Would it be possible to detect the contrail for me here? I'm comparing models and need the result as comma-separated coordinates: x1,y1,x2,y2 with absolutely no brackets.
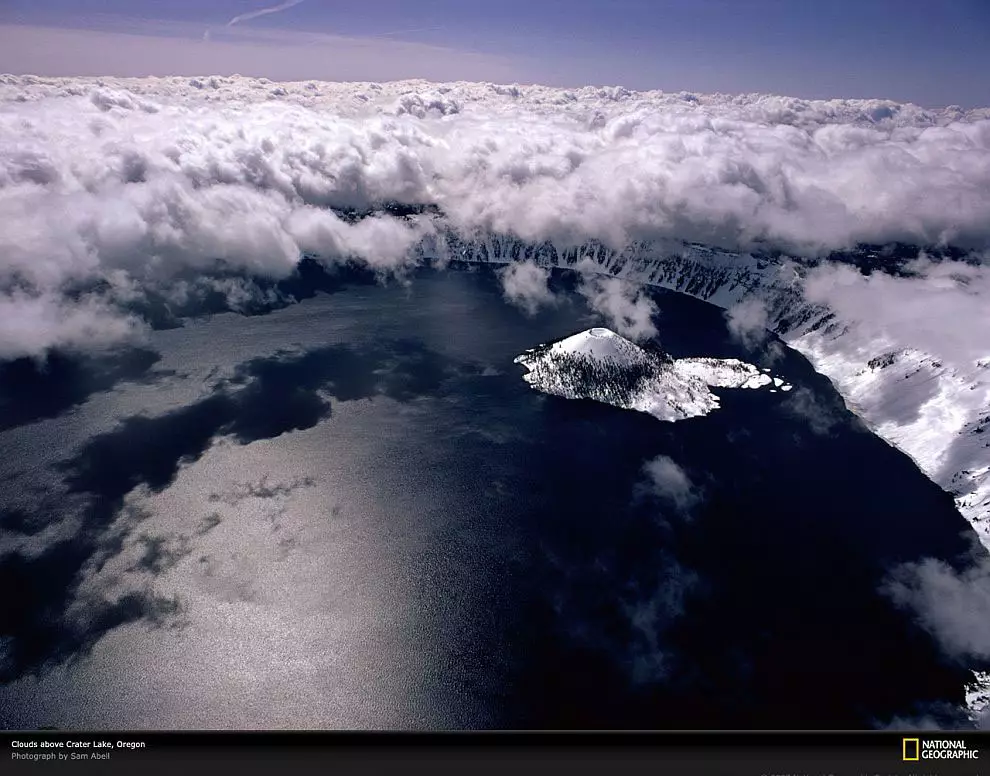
226,0,305,27
372,26,446,37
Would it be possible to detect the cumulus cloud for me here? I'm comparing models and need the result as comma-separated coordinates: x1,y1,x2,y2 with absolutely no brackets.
0,75,989,358
622,561,699,685
498,260,555,314
725,298,769,349
638,455,700,512
803,257,990,368
780,386,845,436
877,709,971,731
579,276,658,341
0,292,144,360
883,556,990,661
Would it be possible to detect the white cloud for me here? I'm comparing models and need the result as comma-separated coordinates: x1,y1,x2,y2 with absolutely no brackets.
227,0,305,28
579,275,658,341
498,260,554,315
780,386,843,436
883,556,990,661
286,209,432,271
0,292,144,360
0,74,988,358
725,298,769,349
803,257,990,368
622,561,699,685
638,455,699,512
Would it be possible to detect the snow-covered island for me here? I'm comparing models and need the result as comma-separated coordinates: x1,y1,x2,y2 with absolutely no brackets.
514,327,791,421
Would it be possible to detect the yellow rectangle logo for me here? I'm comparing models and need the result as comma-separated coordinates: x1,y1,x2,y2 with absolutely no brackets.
903,738,920,761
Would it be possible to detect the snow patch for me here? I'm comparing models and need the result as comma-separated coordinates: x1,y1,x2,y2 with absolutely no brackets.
965,671,990,725
514,328,787,422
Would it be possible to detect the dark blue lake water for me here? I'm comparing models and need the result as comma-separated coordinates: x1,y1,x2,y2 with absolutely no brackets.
0,265,979,729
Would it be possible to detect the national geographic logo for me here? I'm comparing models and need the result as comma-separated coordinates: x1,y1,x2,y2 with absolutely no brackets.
903,737,980,761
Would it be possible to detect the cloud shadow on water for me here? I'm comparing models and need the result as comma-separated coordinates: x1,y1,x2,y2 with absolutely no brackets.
0,338,476,685
0,348,170,432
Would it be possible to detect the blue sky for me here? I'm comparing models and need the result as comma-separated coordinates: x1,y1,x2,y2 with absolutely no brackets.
1,0,988,106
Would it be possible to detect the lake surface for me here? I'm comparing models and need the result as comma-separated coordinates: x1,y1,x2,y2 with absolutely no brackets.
0,265,979,729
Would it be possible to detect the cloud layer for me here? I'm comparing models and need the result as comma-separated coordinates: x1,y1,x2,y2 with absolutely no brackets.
1,75,989,358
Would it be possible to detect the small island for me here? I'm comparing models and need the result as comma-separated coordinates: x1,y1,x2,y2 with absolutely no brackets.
514,327,791,422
